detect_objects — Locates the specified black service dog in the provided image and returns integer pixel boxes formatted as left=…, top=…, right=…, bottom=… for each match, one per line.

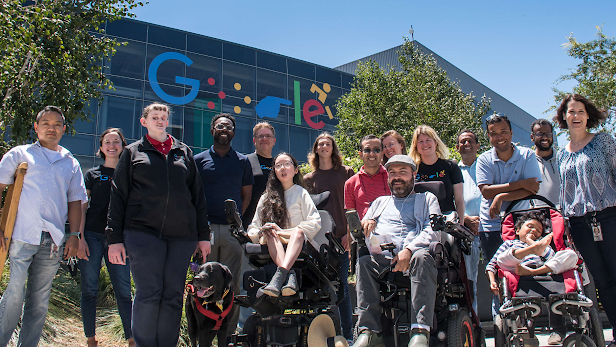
left=185, top=261, right=234, bottom=347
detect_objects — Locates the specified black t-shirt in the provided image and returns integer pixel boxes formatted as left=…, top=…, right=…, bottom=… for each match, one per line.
left=242, top=154, right=274, bottom=228
left=416, top=158, right=463, bottom=213
left=84, top=165, right=114, bottom=234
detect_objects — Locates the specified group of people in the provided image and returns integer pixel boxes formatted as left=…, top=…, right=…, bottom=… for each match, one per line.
left=0, top=93, right=615, bottom=347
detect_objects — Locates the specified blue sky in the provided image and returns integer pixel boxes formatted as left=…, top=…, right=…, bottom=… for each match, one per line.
left=132, top=0, right=614, bottom=140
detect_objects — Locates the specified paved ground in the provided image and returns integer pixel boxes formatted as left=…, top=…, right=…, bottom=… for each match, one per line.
left=485, top=328, right=613, bottom=347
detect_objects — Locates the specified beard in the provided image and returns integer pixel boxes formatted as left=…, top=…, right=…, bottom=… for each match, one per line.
left=389, top=178, right=414, bottom=198
left=534, top=139, right=552, bottom=151
left=214, top=131, right=233, bottom=145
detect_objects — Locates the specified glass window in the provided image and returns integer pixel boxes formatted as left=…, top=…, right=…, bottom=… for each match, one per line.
left=257, top=51, right=286, bottom=74
left=107, top=76, right=144, bottom=99
left=147, top=26, right=186, bottom=50
left=144, top=81, right=184, bottom=104
left=60, top=134, right=95, bottom=156
left=227, top=116, right=255, bottom=155
left=222, top=61, right=255, bottom=99
left=287, top=77, right=320, bottom=128
left=167, top=106, right=184, bottom=140
left=74, top=155, right=96, bottom=173
left=223, top=43, right=255, bottom=66
left=145, top=45, right=185, bottom=86
left=105, top=39, right=146, bottom=80
left=256, top=68, right=287, bottom=101
left=187, top=34, right=222, bottom=58
left=184, top=108, right=216, bottom=148
left=105, top=19, right=147, bottom=42
left=222, top=97, right=255, bottom=119
left=342, top=73, right=354, bottom=90
left=269, top=122, right=288, bottom=155
left=186, top=90, right=223, bottom=112
left=185, top=53, right=221, bottom=93
left=316, top=66, right=341, bottom=88
left=288, top=59, right=314, bottom=80
left=73, top=102, right=97, bottom=134
left=288, top=125, right=312, bottom=163
left=98, top=96, right=142, bottom=140
left=319, top=85, right=341, bottom=127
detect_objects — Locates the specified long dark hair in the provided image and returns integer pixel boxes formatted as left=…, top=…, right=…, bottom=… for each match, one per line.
left=259, top=153, right=304, bottom=229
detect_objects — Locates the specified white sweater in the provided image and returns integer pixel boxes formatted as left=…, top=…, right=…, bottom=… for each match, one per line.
left=247, top=184, right=322, bottom=248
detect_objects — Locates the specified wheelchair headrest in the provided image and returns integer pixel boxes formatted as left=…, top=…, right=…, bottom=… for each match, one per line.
left=310, top=191, right=330, bottom=210
left=414, top=181, right=446, bottom=201
left=501, top=207, right=566, bottom=251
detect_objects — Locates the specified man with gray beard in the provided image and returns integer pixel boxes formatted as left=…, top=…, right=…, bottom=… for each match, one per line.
left=353, top=155, right=441, bottom=347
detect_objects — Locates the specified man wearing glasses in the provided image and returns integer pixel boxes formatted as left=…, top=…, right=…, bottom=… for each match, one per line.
left=531, top=119, right=560, bottom=208
left=194, top=113, right=254, bottom=340
left=344, top=135, right=391, bottom=220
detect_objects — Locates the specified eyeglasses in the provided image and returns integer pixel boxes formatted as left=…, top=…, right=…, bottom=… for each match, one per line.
left=384, top=142, right=398, bottom=149
left=274, top=161, right=294, bottom=170
left=214, top=124, right=234, bottom=131
left=362, top=147, right=381, bottom=154
left=533, top=132, right=553, bottom=138
left=255, top=134, right=274, bottom=140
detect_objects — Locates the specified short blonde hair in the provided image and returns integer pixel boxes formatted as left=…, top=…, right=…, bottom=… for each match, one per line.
left=410, top=125, right=449, bottom=165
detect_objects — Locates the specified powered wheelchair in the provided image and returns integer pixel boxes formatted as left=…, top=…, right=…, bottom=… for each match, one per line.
left=346, top=181, right=485, bottom=347
left=223, top=196, right=347, bottom=347
left=492, top=196, right=605, bottom=347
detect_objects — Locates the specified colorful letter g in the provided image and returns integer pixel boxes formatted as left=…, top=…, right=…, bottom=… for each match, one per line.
left=148, top=52, right=200, bottom=105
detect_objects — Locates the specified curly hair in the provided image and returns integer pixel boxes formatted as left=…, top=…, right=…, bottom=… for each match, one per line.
left=259, top=153, right=304, bottom=229
left=308, top=132, right=343, bottom=171
left=514, top=211, right=548, bottom=237
left=553, top=94, right=607, bottom=130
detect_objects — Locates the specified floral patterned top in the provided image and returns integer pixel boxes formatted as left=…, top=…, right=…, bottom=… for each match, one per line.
left=557, top=132, right=616, bottom=217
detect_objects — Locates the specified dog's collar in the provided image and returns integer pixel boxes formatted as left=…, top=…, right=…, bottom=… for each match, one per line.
left=203, top=288, right=230, bottom=311
left=193, top=292, right=234, bottom=331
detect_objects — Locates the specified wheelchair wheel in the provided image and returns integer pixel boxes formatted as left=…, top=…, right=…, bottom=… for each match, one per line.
left=588, top=305, right=606, bottom=347
left=447, top=309, right=474, bottom=347
left=325, top=311, right=342, bottom=336
left=474, top=327, right=486, bottom=347
left=493, top=315, right=508, bottom=347
left=562, top=334, right=596, bottom=347
left=242, top=314, right=264, bottom=347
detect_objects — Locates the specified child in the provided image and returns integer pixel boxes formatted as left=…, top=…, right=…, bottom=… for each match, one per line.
left=486, top=211, right=578, bottom=296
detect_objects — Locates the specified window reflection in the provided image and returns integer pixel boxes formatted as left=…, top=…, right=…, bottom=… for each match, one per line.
left=106, top=40, right=146, bottom=80
left=289, top=125, right=312, bottom=163
left=223, top=61, right=255, bottom=99
left=98, top=96, right=142, bottom=140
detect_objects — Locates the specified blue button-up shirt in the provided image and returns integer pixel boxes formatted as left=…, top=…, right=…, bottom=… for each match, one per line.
left=0, top=142, right=88, bottom=246
left=459, top=160, right=482, bottom=218
left=194, top=146, right=254, bottom=224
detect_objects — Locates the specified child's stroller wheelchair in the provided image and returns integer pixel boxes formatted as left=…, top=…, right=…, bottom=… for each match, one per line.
left=346, top=181, right=486, bottom=347
left=492, top=195, right=605, bottom=347
left=224, top=197, right=346, bottom=347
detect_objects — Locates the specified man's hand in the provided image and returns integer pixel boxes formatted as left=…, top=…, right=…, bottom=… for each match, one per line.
left=196, top=240, right=211, bottom=260
left=108, top=243, right=127, bottom=265
left=489, top=194, right=504, bottom=219
left=77, top=237, right=90, bottom=261
left=464, top=215, right=480, bottom=235
left=361, top=219, right=377, bottom=238
left=64, top=235, right=79, bottom=259
left=0, top=228, right=6, bottom=253
left=392, top=248, right=412, bottom=272
left=341, top=234, right=349, bottom=252
left=519, top=178, right=540, bottom=195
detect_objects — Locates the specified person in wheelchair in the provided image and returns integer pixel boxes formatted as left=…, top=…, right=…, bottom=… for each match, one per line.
left=247, top=152, right=321, bottom=298
left=354, top=155, right=441, bottom=347
left=486, top=210, right=578, bottom=299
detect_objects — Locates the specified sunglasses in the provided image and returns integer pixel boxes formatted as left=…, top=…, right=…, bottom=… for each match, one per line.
left=362, top=147, right=381, bottom=154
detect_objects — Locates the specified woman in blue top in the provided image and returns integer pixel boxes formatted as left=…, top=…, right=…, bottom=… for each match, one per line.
left=77, top=128, right=134, bottom=347
left=555, top=94, right=616, bottom=347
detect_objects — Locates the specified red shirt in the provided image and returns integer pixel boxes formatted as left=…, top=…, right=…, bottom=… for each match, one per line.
left=344, top=165, right=391, bottom=220
left=146, top=134, right=172, bottom=155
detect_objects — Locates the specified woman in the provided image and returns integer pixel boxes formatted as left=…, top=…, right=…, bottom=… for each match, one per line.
left=248, top=153, right=321, bottom=297
left=381, top=130, right=407, bottom=164
left=303, top=133, right=354, bottom=340
left=78, top=128, right=133, bottom=347
left=107, top=103, right=210, bottom=347
left=555, top=94, right=616, bottom=347
left=410, top=125, right=465, bottom=219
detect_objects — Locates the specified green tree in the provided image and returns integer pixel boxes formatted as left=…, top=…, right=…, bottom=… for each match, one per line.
left=334, top=37, right=490, bottom=158
left=552, top=26, right=616, bottom=132
left=0, top=0, right=144, bottom=156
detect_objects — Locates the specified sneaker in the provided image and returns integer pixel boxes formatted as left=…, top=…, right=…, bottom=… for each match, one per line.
left=408, top=328, right=429, bottom=347
left=351, top=330, right=384, bottom=347
left=260, top=267, right=289, bottom=297
left=547, top=332, right=564, bottom=345
left=281, top=270, right=298, bottom=296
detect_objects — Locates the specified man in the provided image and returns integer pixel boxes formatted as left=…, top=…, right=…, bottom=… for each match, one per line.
left=531, top=119, right=560, bottom=207
left=194, top=113, right=254, bottom=338
left=344, top=135, right=391, bottom=220
left=0, top=106, right=88, bottom=347
left=530, top=119, right=565, bottom=345
left=476, top=114, right=541, bottom=316
left=353, top=155, right=441, bottom=347
left=455, top=129, right=482, bottom=315
left=242, top=122, right=276, bottom=228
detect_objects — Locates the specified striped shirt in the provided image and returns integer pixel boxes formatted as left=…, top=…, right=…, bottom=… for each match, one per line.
left=486, top=239, right=555, bottom=274
left=0, top=142, right=88, bottom=246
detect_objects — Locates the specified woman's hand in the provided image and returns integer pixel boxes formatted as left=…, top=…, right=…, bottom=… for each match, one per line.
left=77, top=237, right=90, bottom=261
left=108, top=243, right=127, bottom=265
left=196, top=240, right=211, bottom=260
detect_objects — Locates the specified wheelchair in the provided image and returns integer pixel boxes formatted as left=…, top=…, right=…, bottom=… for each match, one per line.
left=223, top=197, right=347, bottom=347
left=492, top=195, right=605, bottom=347
left=346, top=181, right=486, bottom=347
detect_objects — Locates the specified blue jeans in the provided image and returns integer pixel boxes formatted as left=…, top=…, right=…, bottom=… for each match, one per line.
left=337, top=251, right=353, bottom=340
left=79, top=231, right=133, bottom=339
left=0, top=232, right=63, bottom=347
left=124, top=230, right=197, bottom=347
left=569, top=207, right=616, bottom=340
left=479, top=231, right=503, bottom=317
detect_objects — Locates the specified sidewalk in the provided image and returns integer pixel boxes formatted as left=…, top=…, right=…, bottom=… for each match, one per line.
left=485, top=328, right=612, bottom=347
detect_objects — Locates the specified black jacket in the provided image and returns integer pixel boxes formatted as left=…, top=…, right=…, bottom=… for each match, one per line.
left=106, top=135, right=210, bottom=244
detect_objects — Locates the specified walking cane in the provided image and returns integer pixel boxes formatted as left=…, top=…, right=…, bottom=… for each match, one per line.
left=0, top=162, right=28, bottom=276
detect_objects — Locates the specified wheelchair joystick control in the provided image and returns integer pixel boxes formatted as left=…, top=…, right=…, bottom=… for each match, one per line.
left=224, top=199, right=251, bottom=244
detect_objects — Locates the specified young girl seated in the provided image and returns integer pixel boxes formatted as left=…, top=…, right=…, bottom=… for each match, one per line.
left=247, top=153, right=321, bottom=297
left=486, top=211, right=578, bottom=296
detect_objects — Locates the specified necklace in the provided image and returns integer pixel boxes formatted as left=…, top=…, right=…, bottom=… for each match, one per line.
left=571, top=132, right=590, bottom=148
